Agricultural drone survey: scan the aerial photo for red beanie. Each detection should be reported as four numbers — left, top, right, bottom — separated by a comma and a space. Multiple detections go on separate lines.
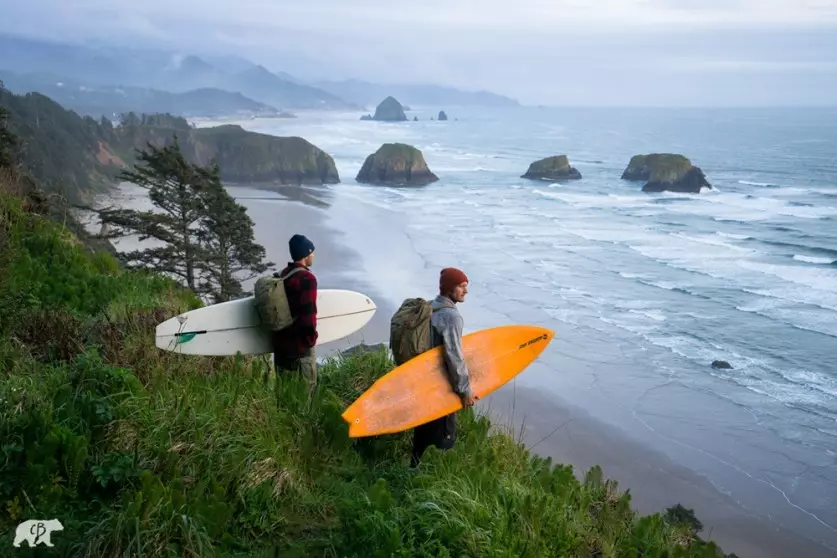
439, 267, 469, 294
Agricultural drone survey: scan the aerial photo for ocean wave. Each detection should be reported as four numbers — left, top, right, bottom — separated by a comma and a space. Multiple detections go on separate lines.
736, 300, 837, 339
637, 280, 711, 299
743, 282, 837, 312
598, 315, 658, 336
670, 232, 755, 253
663, 191, 837, 221
533, 189, 649, 210
716, 231, 752, 240
793, 254, 837, 265
738, 180, 779, 187
738, 260, 837, 294
762, 238, 837, 258
642, 334, 837, 409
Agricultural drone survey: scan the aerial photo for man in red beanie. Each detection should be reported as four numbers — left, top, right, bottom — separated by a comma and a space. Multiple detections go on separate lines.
410, 266, 478, 467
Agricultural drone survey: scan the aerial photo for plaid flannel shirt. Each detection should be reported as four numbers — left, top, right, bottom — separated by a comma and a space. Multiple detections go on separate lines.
271, 262, 318, 358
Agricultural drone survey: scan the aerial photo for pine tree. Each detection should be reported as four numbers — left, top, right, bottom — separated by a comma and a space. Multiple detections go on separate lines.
97, 136, 206, 290
96, 137, 273, 302
0, 81, 20, 170
194, 161, 273, 303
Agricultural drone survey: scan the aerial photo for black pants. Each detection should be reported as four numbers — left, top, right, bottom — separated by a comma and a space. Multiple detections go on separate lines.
410, 412, 456, 467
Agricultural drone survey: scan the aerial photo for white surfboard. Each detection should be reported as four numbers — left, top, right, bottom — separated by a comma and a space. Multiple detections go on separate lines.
155, 289, 377, 356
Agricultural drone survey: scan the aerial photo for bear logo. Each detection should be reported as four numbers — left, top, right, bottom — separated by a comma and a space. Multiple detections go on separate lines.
13, 519, 64, 547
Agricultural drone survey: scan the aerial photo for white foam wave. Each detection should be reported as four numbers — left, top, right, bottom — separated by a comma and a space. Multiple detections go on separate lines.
738, 260, 837, 294
736, 300, 837, 338
716, 231, 752, 240
598, 315, 658, 335
532, 189, 649, 210
742, 285, 837, 313
641, 335, 837, 408
671, 232, 755, 253
644, 280, 681, 291
739, 180, 778, 187
793, 254, 837, 265
663, 191, 837, 222
629, 309, 667, 322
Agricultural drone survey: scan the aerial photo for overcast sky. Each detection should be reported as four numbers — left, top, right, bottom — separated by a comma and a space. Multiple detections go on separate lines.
3, 0, 837, 106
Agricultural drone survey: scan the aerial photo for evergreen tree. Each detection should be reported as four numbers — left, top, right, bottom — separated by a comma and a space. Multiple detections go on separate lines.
96, 138, 273, 302
97, 136, 206, 290
0, 80, 20, 170
194, 161, 273, 303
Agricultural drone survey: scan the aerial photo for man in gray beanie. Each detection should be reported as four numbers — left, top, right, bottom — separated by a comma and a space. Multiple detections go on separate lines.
271, 234, 318, 393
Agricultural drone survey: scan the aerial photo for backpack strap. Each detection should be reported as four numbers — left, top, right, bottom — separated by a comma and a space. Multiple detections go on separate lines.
276, 266, 306, 280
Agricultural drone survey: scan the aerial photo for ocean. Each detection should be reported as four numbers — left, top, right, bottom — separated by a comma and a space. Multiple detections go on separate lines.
206, 105, 837, 550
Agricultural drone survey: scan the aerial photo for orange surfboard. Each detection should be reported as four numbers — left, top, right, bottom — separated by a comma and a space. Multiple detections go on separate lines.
342, 324, 555, 438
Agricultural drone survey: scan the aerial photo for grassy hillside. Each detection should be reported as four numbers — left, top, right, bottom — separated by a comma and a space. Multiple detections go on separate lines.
0, 167, 731, 556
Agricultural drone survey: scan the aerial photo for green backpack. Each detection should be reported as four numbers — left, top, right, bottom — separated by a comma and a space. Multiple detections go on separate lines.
253, 267, 305, 331
389, 298, 439, 366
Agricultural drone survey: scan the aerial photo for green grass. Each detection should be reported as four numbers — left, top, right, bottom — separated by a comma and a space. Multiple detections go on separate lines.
0, 184, 729, 557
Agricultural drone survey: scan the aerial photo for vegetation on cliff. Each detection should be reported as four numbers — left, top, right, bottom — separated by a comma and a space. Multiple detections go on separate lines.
356, 143, 439, 186
0, 85, 122, 203
522, 155, 582, 181
0, 85, 341, 203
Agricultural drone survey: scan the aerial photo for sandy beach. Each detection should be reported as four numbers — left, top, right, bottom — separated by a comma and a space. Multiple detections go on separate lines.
86, 181, 835, 558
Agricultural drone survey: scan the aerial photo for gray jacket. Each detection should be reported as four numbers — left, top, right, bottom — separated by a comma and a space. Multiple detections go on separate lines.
430, 294, 472, 399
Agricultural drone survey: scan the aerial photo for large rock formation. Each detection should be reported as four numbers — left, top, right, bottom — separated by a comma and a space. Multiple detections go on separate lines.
438, 110, 448, 121
621, 153, 712, 194
114, 117, 340, 185
521, 155, 582, 181
371, 96, 408, 121
355, 143, 438, 186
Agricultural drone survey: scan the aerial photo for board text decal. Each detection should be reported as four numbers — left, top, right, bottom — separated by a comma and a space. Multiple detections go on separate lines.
519, 333, 548, 350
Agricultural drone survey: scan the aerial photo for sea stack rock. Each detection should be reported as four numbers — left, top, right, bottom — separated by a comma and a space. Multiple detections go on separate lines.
621, 153, 712, 194
438, 110, 448, 121
521, 155, 582, 181
371, 96, 407, 121
356, 143, 439, 186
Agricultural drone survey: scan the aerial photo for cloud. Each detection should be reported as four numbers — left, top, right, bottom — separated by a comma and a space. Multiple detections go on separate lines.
1, 0, 836, 106
4, 0, 837, 41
